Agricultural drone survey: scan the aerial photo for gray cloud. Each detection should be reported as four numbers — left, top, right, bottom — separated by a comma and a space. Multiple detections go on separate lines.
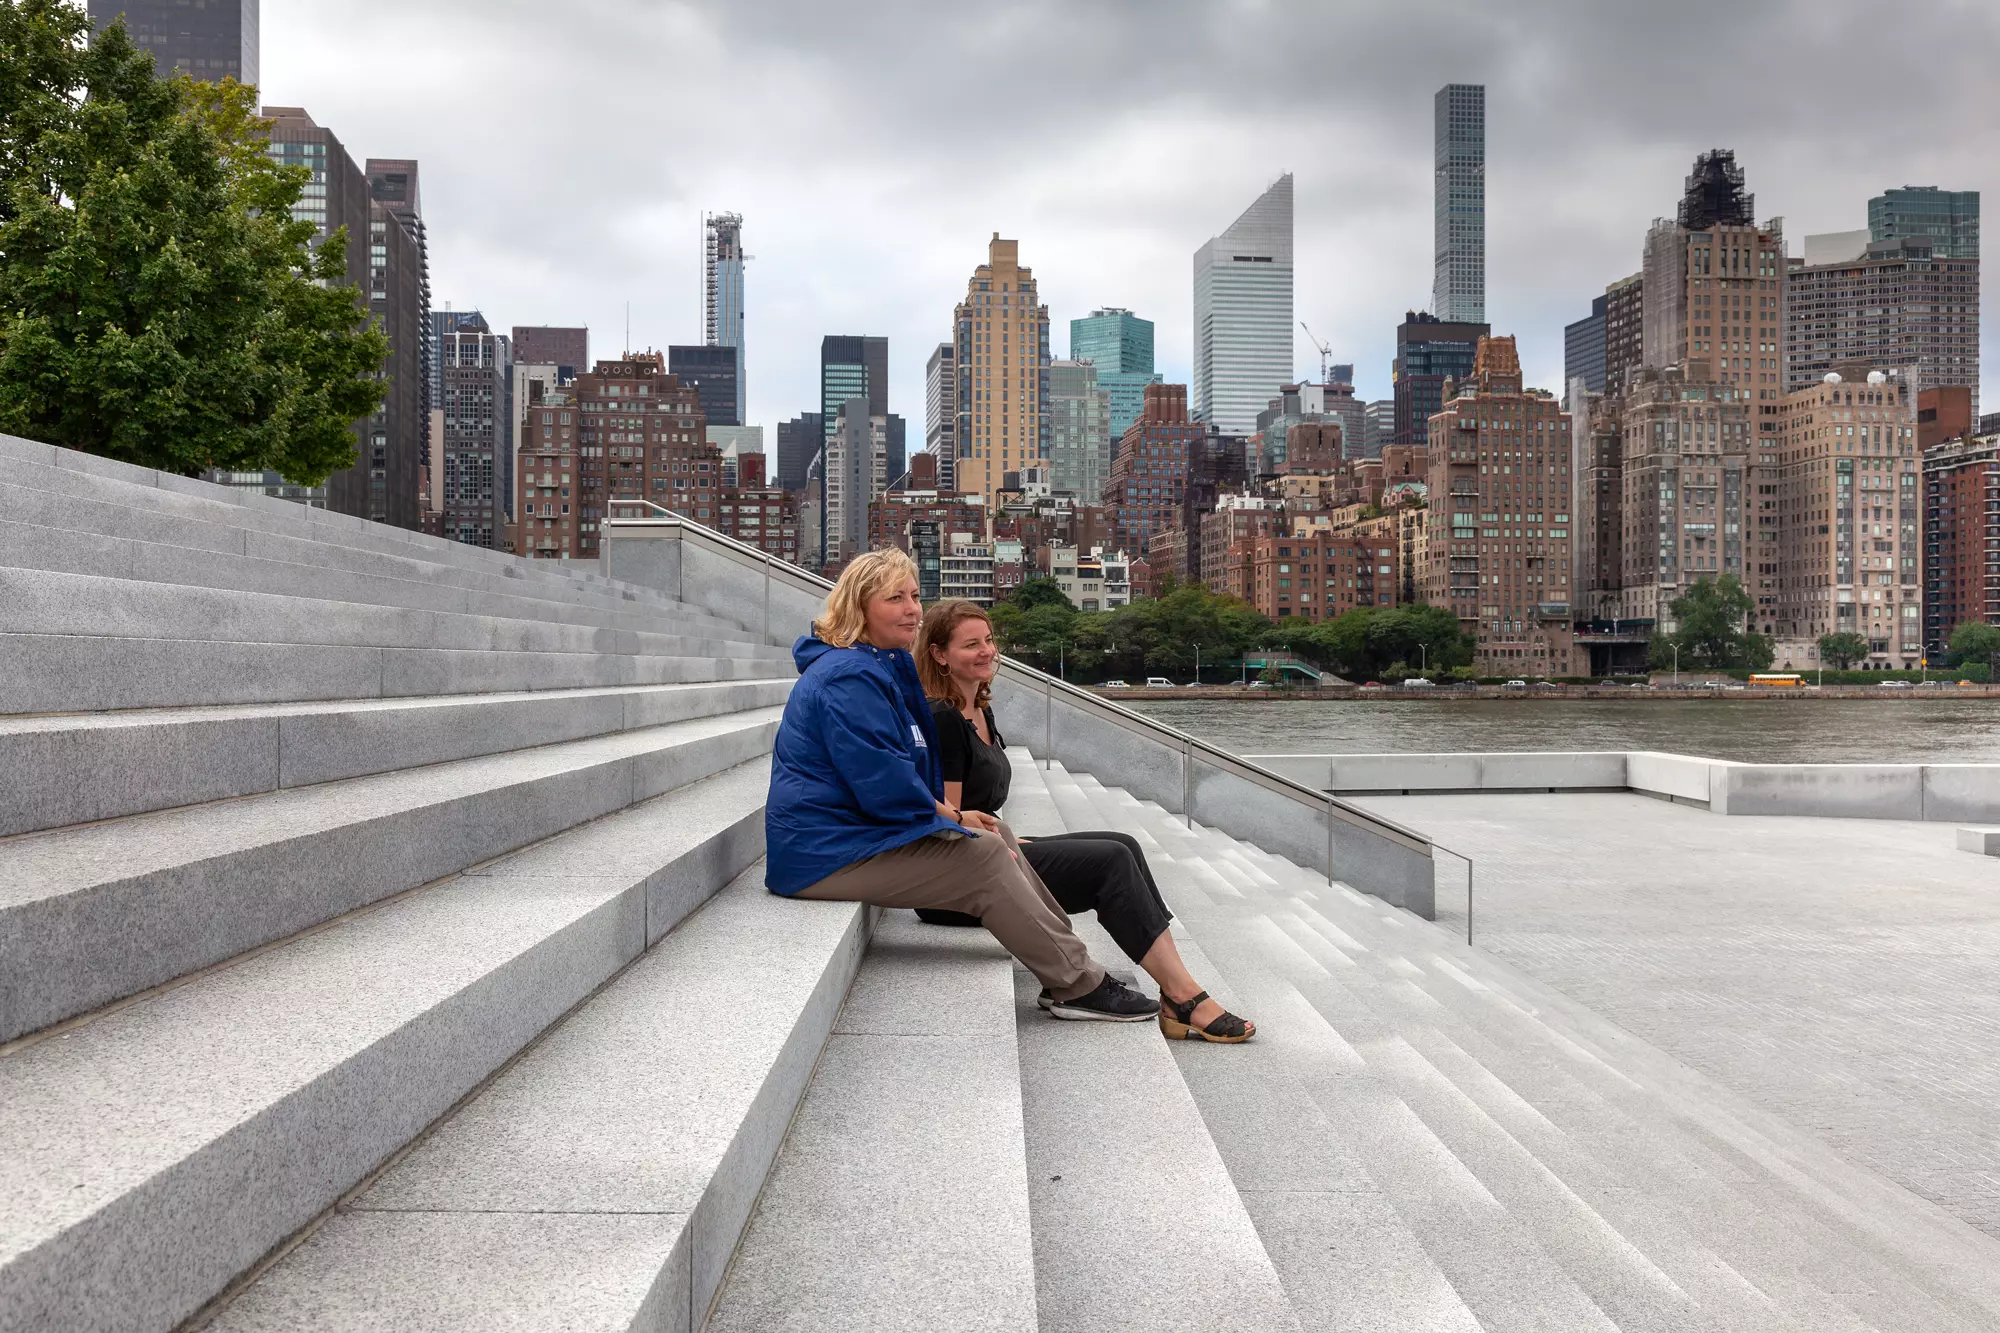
266, 0, 1998, 435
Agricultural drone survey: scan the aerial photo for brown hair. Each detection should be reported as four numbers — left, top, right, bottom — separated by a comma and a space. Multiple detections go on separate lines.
813, 547, 921, 648
917, 599, 994, 712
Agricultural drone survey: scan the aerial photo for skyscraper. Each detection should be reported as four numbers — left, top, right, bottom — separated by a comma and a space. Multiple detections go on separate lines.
1193, 175, 1294, 435
1565, 295, 1608, 396
511, 327, 587, 381
1069, 308, 1161, 444
704, 213, 746, 425
953, 235, 1052, 506
362, 161, 427, 530
207, 109, 372, 516
437, 314, 509, 548
775, 413, 822, 492
1786, 234, 1980, 414
818, 337, 889, 566
925, 343, 957, 491
1047, 361, 1112, 502
87, 0, 258, 87
667, 345, 741, 427
1602, 272, 1644, 392
1433, 84, 1486, 324
1393, 311, 1487, 447
1869, 186, 1980, 260
1638, 151, 1785, 456
1421, 336, 1578, 673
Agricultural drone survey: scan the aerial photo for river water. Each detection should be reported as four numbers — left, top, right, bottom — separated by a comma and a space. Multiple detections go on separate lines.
1124, 698, 2000, 764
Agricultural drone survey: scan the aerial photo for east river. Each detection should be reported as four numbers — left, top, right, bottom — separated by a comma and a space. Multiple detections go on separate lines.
1124, 697, 2000, 764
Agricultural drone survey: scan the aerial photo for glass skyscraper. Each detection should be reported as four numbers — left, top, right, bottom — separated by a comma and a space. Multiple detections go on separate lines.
1069, 308, 1160, 445
87, 0, 258, 88
704, 213, 746, 424
1192, 173, 1295, 436
1433, 83, 1486, 324
1869, 186, 1980, 260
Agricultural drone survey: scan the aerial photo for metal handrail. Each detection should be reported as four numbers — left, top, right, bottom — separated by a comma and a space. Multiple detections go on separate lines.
600, 510, 1432, 857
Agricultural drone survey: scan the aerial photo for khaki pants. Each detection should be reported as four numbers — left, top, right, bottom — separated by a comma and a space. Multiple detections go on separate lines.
794, 821, 1106, 1003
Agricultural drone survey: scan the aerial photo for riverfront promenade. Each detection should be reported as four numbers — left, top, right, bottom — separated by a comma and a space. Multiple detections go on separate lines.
1355, 789, 2000, 1240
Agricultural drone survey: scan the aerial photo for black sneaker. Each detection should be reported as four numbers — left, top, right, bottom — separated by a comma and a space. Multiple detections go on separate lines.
1048, 975, 1159, 1022
1037, 988, 1052, 1010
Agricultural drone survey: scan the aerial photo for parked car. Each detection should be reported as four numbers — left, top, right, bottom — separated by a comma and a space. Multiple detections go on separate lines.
1184, 681, 1205, 688
1917, 680, 1943, 688
1144, 676, 1174, 688
1403, 678, 1435, 688
1504, 679, 1528, 688
1245, 680, 1272, 690
1534, 681, 1560, 689
1877, 680, 1912, 689
1102, 680, 1130, 689
1359, 681, 1386, 689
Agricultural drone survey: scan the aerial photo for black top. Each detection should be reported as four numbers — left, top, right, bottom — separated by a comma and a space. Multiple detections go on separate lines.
930, 698, 1011, 814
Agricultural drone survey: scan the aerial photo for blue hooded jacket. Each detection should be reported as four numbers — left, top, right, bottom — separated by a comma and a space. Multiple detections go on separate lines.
764, 635, 973, 895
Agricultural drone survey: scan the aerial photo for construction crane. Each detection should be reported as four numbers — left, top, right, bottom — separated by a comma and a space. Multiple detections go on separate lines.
1300, 321, 1332, 384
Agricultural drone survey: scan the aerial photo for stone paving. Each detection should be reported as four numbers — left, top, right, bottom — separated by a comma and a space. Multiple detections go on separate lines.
1353, 790, 2000, 1240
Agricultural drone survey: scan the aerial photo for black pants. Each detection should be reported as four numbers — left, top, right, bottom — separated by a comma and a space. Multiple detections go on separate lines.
917, 830, 1173, 966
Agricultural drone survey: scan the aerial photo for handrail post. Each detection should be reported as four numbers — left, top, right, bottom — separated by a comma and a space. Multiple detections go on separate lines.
1325, 798, 1334, 886
1182, 737, 1193, 827
1043, 676, 1052, 770
761, 554, 772, 645
1466, 854, 1475, 946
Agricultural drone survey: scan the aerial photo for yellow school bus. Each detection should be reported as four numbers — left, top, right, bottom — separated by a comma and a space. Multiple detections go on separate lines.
1748, 673, 1805, 687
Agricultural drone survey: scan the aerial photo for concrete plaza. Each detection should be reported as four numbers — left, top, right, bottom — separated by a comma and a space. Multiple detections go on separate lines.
1356, 790, 2000, 1239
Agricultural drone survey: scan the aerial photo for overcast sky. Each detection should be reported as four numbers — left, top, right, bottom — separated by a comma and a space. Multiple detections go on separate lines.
264, 0, 1999, 436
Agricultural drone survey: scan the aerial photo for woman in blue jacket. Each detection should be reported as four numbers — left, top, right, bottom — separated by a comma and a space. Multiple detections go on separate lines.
767, 548, 1155, 1022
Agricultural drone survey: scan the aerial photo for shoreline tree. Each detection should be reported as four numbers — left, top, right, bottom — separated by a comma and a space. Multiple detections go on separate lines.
1648, 575, 1773, 672
0, 1, 386, 481
1816, 631, 1870, 671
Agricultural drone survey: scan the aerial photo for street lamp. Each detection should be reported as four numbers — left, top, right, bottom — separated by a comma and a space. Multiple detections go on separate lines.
1420, 643, 1428, 676
1672, 642, 1679, 686
1194, 643, 1202, 686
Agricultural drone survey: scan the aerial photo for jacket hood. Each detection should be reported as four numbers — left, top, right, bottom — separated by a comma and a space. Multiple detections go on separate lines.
793, 635, 837, 674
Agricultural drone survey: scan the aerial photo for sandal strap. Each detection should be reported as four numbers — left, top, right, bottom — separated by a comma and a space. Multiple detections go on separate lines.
1169, 990, 1211, 1022
1201, 1008, 1251, 1039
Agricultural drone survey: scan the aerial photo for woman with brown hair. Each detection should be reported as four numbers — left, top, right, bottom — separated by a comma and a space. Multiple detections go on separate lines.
764, 549, 1157, 1023
917, 598, 1254, 1043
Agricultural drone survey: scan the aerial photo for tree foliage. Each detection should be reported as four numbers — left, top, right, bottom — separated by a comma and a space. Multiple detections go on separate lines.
1949, 620, 2000, 670
0, 1, 386, 481
1003, 575, 1071, 611
1817, 631, 1871, 671
1648, 575, 1771, 670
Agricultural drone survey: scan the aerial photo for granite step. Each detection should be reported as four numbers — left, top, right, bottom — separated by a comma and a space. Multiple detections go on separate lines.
0, 629, 791, 716
0, 759, 772, 1333
998, 744, 1065, 837
0, 706, 782, 1042
0, 565, 785, 664
1102, 797, 2000, 1332
1015, 758, 1301, 1333
0, 678, 794, 837
0, 437, 717, 627
0, 509, 756, 644
206, 865, 869, 1333
707, 909, 1038, 1333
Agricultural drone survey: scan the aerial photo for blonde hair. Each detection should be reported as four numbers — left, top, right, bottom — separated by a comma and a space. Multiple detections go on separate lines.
917, 600, 994, 712
813, 547, 922, 648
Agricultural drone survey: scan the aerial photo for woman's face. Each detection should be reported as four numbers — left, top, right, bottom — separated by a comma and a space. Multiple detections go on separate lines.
933, 617, 998, 689
861, 577, 923, 651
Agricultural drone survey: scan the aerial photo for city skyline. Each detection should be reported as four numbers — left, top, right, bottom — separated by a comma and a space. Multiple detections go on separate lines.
256, 0, 1999, 438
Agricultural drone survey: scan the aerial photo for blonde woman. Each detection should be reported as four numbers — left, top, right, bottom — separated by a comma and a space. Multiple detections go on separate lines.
916, 599, 1254, 1043
764, 549, 1155, 1022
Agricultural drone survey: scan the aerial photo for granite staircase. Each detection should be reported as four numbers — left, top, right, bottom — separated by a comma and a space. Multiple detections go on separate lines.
5, 436, 2000, 1332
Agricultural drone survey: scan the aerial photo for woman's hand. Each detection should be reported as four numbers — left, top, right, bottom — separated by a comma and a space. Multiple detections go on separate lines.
960, 809, 1002, 834
935, 800, 964, 825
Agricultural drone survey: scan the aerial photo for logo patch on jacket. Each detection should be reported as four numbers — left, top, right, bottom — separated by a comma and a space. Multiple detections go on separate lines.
910, 724, 928, 748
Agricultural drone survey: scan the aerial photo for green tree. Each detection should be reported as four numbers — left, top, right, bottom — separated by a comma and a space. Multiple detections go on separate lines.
1651, 575, 1761, 670
1005, 575, 1071, 610
1817, 631, 1871, 670
1306, 604, 1472, 680
0, 3, 385, 481
1949, 620, 2000, 671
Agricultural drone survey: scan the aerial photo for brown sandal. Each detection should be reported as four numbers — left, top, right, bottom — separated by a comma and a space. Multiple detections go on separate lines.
1160, 990, 1254, 1043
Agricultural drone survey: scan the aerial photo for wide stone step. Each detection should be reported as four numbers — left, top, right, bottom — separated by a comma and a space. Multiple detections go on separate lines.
0, 436, 710, 625
0, 759, 771, 1333
1017, 760, 1301, 1333
998, 744, 1065, 837
0, 706, 782, 1042
0, 566, 783, 663
1116, 799, 2000, 1332
0, 509, 755, 643
708, 909, 1038, 1333
0, 678, 793, 837
0, 629, 790, 715
206, 865, 869, 1333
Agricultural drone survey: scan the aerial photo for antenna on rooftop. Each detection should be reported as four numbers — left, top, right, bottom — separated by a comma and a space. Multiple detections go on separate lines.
1300, 321, 1332, 383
